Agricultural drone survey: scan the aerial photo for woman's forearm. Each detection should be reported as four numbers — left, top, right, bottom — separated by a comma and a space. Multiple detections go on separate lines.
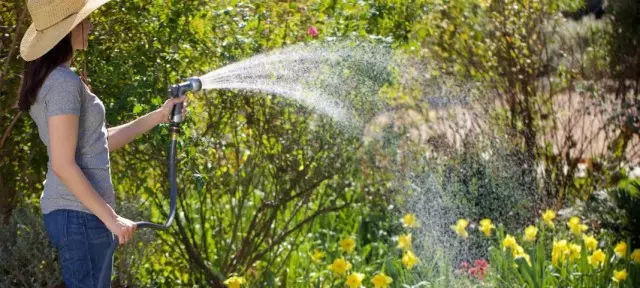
51, 162, 117, 225
107, 109, 164, 152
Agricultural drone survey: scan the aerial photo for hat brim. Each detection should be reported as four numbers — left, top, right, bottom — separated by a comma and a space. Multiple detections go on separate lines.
20, 0, 111, 61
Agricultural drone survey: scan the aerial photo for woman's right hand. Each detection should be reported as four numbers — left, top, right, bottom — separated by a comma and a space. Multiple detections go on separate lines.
106, 215, 137, 245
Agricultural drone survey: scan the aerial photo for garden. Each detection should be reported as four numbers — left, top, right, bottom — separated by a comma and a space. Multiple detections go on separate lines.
1, 0, 639, 287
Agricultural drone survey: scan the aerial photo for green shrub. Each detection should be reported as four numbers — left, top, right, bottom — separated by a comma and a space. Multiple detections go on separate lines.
0, 205, 61, 287
577, 179, 640, 250
611, 180, 640, 248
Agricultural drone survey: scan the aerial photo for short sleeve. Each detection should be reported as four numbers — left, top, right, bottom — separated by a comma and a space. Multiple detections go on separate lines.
45, 74, 83, 117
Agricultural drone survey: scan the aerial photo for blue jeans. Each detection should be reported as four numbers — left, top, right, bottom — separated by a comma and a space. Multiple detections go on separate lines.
43, 209, 114, 288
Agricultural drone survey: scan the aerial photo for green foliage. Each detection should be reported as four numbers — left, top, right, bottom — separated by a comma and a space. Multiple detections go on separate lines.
2, 0, 640, 287
610, 181, 640, 248
579, 179, 640, 249
572, 179, 640, 254
607, 0, 640, 93
0, 0, 52, 224
401, 135, 543, 268
285, 207, 475, 288
0, 206, 61, 287
78, 0, 431, 286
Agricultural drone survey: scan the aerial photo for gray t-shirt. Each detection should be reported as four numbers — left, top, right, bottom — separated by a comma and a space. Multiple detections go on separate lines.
29, 66, 115, 215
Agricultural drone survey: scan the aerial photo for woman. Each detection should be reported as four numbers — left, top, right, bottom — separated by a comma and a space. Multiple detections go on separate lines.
16, 1, 187, 287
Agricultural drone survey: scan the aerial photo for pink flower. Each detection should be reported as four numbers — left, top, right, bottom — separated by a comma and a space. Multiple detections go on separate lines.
307, 26, 319, 37
471, 268, 486, 280
468, 267, 479, 276
459, 258, 489, 281
474, 259, 489, 269
459, 261, 469, 270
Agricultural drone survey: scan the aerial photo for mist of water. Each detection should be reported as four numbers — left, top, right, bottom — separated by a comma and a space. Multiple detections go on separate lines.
198, 41, 397, 126
191, 39, 538, 285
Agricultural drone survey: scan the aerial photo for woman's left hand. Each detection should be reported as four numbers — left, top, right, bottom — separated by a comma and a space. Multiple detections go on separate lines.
156, 95, 188, 124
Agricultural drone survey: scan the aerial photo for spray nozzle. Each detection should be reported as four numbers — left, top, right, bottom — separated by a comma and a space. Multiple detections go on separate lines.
170, 77, 202, 97
169, 77, 201, 123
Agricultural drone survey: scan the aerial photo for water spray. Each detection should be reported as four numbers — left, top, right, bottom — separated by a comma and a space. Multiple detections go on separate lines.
97, 77, 201, 287
94, 41, 398, 286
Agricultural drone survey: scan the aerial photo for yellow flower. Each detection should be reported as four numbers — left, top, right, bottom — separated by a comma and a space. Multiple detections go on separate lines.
542, 210, 556, 228
614, 241, 627, 258
451, 219, 469, 239
588, 249, 606, 268
346, 272, 365, 288
328, 258, 352, 275
402, 250, 419, 269
339, 238, 356, 254
567, 217, 588, 236
631, 249, 640, 263
568, 243, 581, 261
515, 252, 531, 267
371, 273, 393, 288
612, 269, 628, 283
503, 234, 518, 251
517, 253, 531, 266
511, 245, 531, 266
310, 248, 325, 263
552, 240, 569, 266
397, 234, 412, 251
524, 225, 538, 242
402, 213, 419, 228
224, 276, 246, 288
582, 234, 598, 251
478, 219, 495, 237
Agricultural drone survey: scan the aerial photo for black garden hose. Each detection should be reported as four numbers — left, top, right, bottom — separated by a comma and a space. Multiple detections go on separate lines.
96, 124, 179, 288
97, 77, 201, 287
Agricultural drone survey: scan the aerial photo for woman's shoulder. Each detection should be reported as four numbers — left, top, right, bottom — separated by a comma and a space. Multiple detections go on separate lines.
39, 66, 83, 97
46, 66, 83, 86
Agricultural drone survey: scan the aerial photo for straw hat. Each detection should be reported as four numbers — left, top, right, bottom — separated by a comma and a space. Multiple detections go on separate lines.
20, 0, 111, 61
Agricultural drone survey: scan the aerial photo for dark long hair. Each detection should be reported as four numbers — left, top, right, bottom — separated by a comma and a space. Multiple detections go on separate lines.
16, 34, 73, 112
